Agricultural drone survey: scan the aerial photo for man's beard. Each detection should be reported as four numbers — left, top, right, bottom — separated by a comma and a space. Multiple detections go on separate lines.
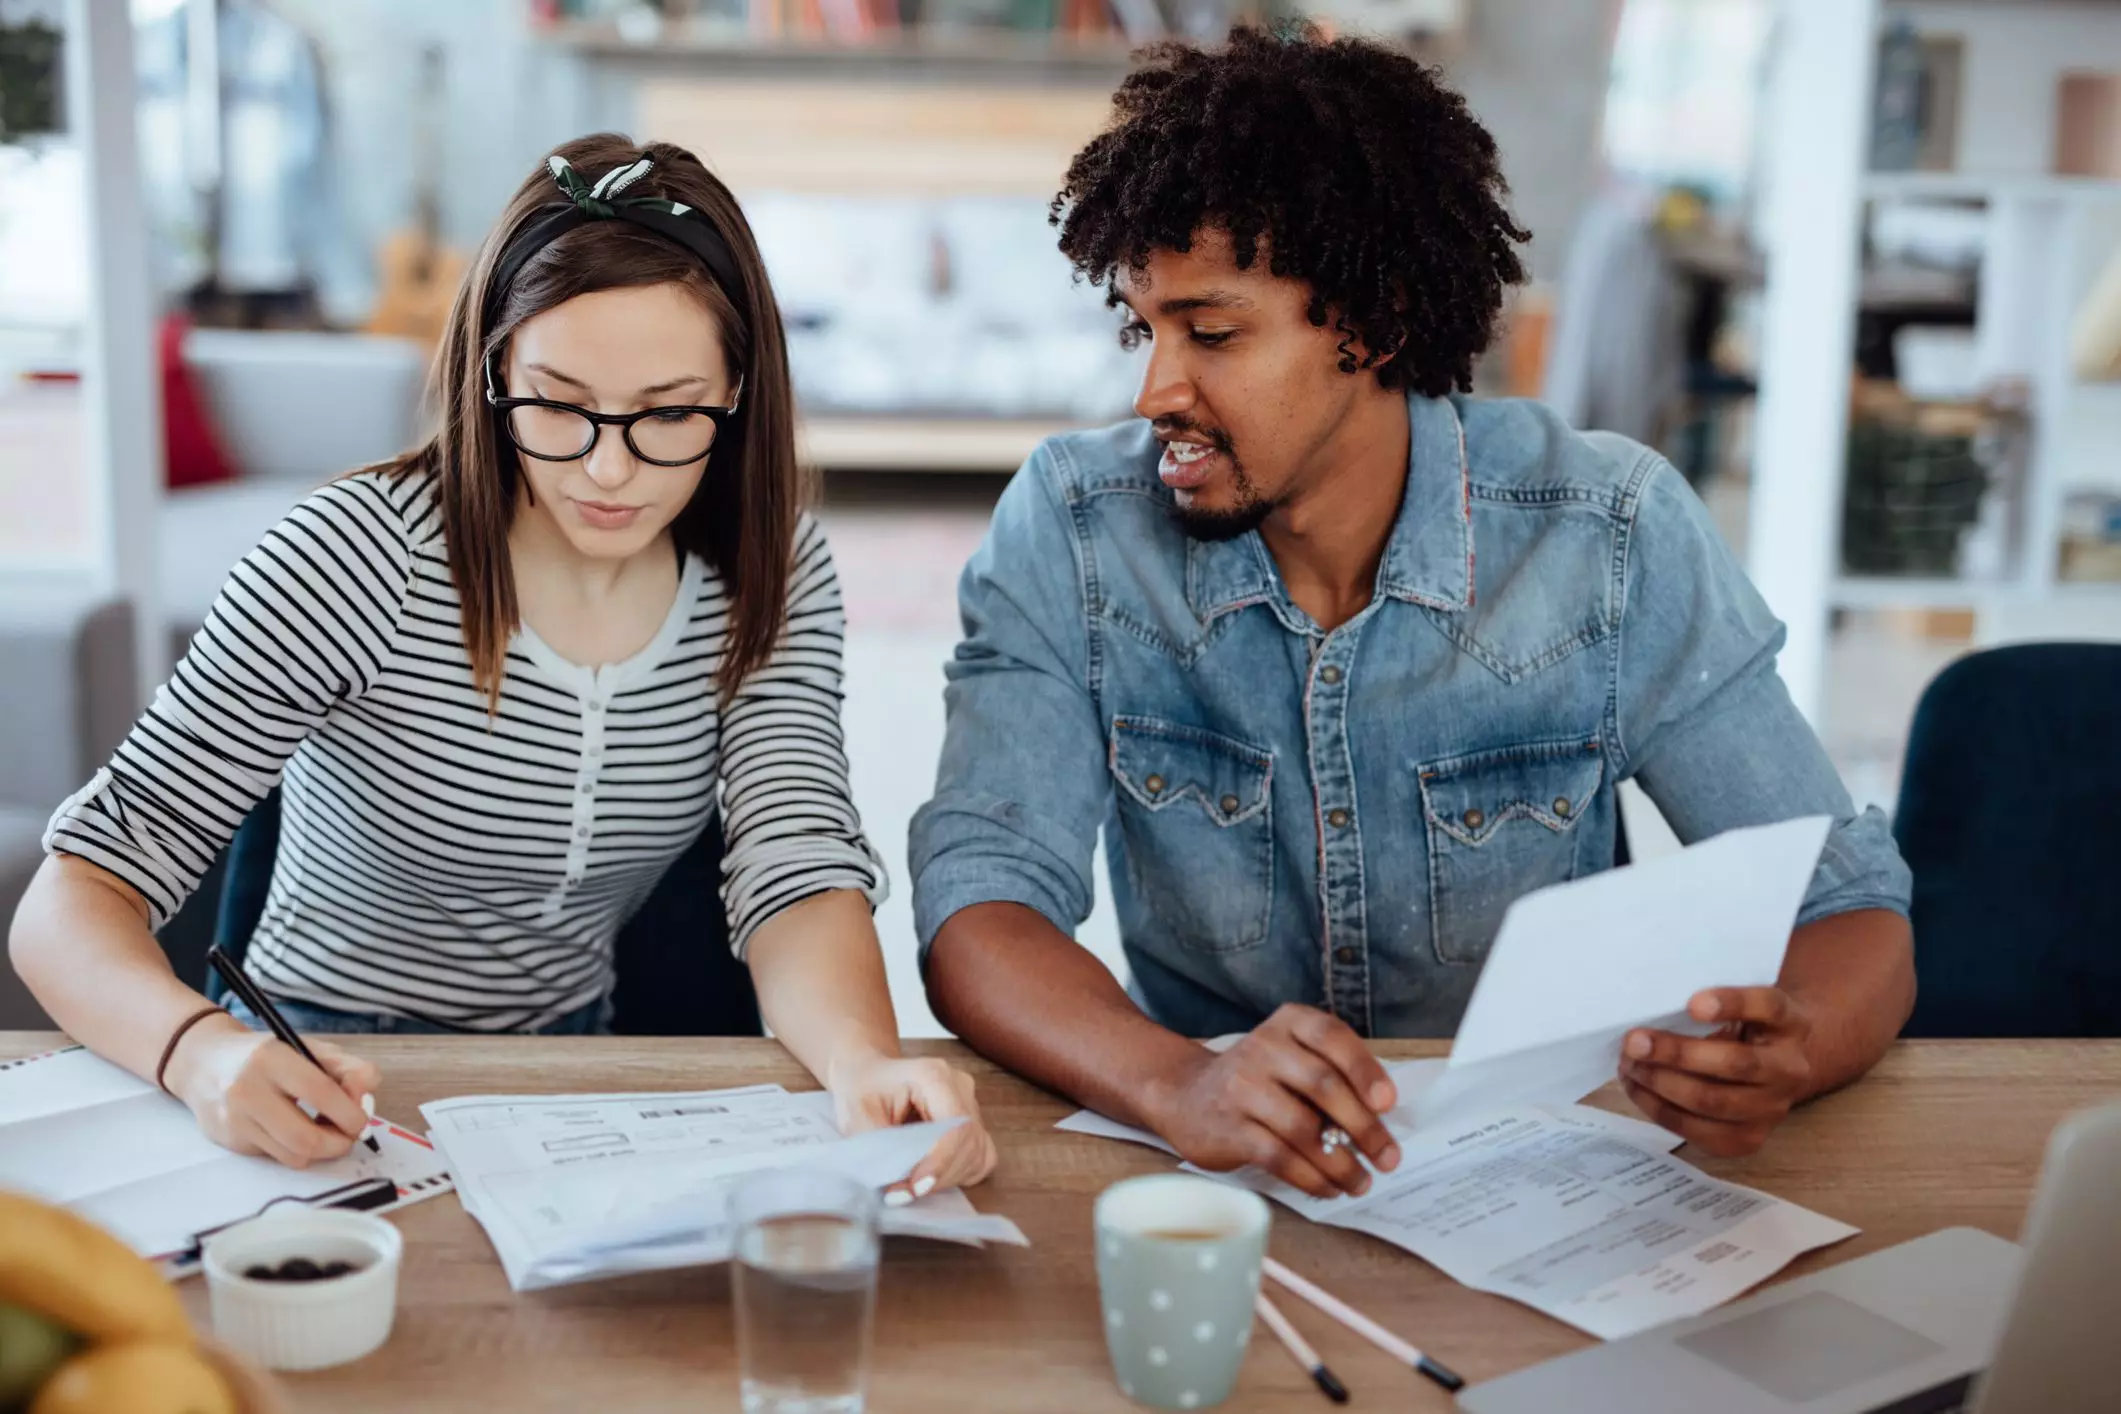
1162, 425, 1278, 542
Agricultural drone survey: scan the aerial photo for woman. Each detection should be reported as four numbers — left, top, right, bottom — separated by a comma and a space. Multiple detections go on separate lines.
8, 134, 996, 1195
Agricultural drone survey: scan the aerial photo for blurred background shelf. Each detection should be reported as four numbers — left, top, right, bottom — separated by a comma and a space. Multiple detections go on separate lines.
535, 18, 1138, 81
796, 415, 1069, 471
1831, 576, 2005, 610
1864, 170, 2121, 204
1831, 575, 2121, 610
633, 76, 1115, 196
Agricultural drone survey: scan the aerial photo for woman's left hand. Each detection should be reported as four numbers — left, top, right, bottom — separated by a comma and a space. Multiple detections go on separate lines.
827, 1052, 999, 1203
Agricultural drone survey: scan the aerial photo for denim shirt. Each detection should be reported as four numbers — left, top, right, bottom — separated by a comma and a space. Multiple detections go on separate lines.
910, 395, 1911, 1039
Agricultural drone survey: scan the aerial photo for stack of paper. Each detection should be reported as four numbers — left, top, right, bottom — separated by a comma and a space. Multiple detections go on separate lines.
1055, 817, 1859, 1339
421, 1086, 1027, 1291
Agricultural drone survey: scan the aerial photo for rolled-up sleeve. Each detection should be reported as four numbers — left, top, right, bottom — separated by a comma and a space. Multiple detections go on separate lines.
1615, 455, 1911, 924
910, 445, 1110, 957
718, 516, 890, 957
44, 477, 411, 929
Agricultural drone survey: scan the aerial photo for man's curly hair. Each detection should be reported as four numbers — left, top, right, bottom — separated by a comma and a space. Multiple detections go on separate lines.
1053, 24, 1530, 398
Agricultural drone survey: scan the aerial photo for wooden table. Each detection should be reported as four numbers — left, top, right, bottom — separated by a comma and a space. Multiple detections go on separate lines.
5, 1035, 2118, 1413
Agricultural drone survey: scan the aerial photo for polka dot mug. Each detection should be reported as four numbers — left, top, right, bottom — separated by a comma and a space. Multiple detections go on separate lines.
1094, 1174, 1271, 1410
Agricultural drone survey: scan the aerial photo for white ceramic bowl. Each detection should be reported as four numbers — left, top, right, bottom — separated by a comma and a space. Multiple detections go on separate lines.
202, 1210, 403, 1372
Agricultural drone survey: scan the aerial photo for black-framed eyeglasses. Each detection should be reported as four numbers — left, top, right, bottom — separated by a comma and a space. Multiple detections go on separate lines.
484, 357, 743, 468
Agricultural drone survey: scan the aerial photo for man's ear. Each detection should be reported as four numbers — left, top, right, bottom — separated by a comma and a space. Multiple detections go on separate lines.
1309, 286, 1409, 377
1362, 282, 1413, 376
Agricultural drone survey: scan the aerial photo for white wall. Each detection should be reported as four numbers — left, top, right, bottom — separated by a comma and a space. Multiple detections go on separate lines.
1451, 0, 1623, 281
1890, 0, 2121, 172
2065, 204, 2121, 495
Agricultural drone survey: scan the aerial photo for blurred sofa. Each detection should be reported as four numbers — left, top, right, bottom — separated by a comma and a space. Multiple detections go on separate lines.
159, 329, 427, 648
0, 591, 137, 1028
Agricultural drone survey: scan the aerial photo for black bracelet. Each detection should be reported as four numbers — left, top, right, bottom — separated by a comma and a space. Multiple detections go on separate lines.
156, 1004, 227, 1095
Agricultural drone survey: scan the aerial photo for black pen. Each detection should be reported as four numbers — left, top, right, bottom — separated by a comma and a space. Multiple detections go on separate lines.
206, 945, 380, 1153
1256, 1294, 1350, 1403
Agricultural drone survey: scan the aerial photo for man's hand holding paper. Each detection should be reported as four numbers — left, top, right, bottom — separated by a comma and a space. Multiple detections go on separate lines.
1620, 985, 1818, 1157
1402, 816, 1835, 1144
1618, 889, 1917, 1156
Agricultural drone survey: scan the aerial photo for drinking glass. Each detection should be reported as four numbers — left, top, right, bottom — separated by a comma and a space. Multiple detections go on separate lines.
729, 1168, 882, 1414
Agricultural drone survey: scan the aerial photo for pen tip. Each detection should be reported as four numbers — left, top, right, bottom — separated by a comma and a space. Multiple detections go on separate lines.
1313, 1367, 1350, 1404
1417, 1355, 1466, 1393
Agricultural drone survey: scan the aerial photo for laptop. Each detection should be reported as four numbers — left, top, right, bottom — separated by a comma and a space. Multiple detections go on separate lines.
1459, 1100, 2121, 1414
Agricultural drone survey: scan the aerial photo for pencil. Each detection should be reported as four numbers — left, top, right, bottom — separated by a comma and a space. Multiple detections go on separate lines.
1255, 1293, 1349, 1403
1262, 1256, 1464, 1393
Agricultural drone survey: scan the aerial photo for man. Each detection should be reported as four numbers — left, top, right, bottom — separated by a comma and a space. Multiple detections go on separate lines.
911, 28, 1913, 1200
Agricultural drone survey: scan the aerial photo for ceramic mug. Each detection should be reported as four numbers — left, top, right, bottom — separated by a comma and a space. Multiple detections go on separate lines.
1094, 1174, 1271, 1410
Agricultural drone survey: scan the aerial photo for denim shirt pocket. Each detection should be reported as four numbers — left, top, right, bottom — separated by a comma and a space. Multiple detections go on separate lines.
1418, 738, 1606, 965
1108, 714, 1275, 954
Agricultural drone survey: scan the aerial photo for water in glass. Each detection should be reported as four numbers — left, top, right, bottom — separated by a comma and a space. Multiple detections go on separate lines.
733, 1206, 879, 1414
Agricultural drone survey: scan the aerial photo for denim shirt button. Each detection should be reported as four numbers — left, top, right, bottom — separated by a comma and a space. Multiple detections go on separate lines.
1145, 774, 1166, 795
1328, 808, 1350, 829
1334, 946, 1358, 965
1553, 797, 1573, 817
1462, 807, 1486, 831
1319, 664, 1343, 685
1219, 794, 1240, 816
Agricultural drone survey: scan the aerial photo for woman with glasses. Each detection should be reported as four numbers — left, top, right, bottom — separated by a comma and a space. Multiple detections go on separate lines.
9, 134, 998, 1195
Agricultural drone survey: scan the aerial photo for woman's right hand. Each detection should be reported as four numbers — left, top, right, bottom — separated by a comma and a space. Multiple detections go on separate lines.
163, 1015, 381, 1167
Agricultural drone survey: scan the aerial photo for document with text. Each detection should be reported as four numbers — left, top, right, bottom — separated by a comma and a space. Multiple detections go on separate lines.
1318, 1107, 1855, 1338
422, 1085, 1025, 1291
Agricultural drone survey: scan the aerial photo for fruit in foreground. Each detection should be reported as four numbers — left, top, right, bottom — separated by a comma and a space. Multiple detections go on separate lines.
27, 1343, 234, 1414
0, 1302, 78, 1410
0, 1194, 190, 1345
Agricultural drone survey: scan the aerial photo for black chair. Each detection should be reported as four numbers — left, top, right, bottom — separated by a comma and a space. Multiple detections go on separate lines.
200, 787, 762, 1037
1895, 643, 2121, 1038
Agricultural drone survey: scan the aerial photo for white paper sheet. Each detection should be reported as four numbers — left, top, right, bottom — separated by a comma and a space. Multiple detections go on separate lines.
1308, 1108, 1857, 1339
1416, 816, 1831, 1130
0, 1045, 452, 1268
421, 1086, 1026, 1291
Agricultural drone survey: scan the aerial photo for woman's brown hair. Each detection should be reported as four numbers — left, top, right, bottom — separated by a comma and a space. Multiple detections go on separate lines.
386, 133, 803, 707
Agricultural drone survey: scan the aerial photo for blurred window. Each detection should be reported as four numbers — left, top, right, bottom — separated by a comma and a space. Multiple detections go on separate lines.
1602, 0, 1773, 207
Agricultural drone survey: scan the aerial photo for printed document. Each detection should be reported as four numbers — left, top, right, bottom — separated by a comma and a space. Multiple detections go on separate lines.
422, 1086, 1026, 1290
1308, 1108, 1855, 1339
